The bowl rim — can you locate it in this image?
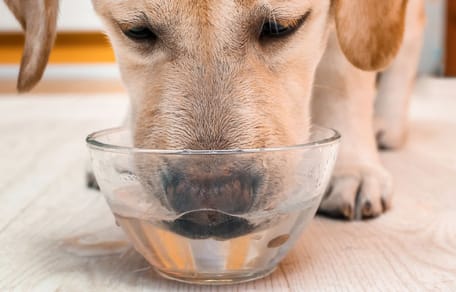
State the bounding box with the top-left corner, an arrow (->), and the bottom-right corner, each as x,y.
86,126 -> 341,155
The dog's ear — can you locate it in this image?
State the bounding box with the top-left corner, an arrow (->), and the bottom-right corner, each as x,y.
335,0 -> 408,71
4,0 -> 59,92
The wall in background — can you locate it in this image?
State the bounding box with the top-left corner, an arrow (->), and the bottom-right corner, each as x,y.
446,0 -> 455,76
419,0 -> 446,75
0,0 -> 102,31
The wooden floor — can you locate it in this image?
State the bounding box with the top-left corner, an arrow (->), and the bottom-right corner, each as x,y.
0,78 -> 455,291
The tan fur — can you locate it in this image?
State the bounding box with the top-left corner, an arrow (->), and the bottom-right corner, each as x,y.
375,0 -> 426,148
315,0 -> 425,219
335,0 -> 408,71
6,0 -> 423,220
92,0 -> 331,151
4,0 -> 59,92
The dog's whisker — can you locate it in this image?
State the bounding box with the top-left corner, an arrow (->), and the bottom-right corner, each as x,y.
273,14 -> 279,32
131,266 -> 152,274
118,245 -> 135,259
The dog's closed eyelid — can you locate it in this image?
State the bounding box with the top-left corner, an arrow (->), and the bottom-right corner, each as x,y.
116,16 -> 153,32
259,10 -> 312,39
282,10 -> 312,27
274,10 -> 312,30
256,4 -> 312,23
115,19 -> 159,44
115,11 -> 150,27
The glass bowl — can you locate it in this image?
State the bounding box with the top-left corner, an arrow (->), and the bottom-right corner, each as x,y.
86,126 -> 340,285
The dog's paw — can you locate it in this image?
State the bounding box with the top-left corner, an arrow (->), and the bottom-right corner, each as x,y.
86,170 -> 100,190
375,115 -> 408,150
319,164 -> 393,220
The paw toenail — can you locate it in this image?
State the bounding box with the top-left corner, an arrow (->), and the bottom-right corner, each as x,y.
381,198 -> 391,211
363,201 -> 372,214
342,204 -> 353,219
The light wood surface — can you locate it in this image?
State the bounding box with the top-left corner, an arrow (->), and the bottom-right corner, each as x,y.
0,78 -> 455,291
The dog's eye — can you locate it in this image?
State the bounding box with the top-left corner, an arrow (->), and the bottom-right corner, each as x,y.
123,26 -> 156,41
260,11 -> 311,39
260,22 -> 292,38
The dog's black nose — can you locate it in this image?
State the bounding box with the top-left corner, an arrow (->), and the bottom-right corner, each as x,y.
162,169 -> 260,215
165,210 -> 255,239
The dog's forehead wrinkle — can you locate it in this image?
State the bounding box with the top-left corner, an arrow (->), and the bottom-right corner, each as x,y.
97,0 -> 314,21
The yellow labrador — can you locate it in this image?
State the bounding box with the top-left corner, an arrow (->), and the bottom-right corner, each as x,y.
5,0 -> 425,221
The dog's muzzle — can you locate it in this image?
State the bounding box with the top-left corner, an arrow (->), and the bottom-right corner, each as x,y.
165,210 -> 254,239
160,169 -> 262,238
163,170 -> 260,214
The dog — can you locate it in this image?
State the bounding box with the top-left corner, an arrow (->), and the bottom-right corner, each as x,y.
5,0 -> 425,225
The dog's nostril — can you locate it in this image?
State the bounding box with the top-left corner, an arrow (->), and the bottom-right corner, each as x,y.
162,170 -> 260,214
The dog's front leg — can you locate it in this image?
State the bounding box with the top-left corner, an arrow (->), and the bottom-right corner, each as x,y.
312,33 -> 392,220
375,0 -> 425,149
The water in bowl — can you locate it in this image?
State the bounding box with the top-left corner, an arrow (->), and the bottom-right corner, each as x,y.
111,188 -> 321,285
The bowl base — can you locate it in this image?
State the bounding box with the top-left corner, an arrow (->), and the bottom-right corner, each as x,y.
155,266 -> 277,285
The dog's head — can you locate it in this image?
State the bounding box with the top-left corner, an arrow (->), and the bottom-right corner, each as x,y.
91,0 -> 406,151
10,0 -> 408,140
9,0 -> 407,230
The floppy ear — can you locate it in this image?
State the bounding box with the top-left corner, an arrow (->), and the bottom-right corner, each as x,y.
4,0 -> 59,92
335,0 -> 408,71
